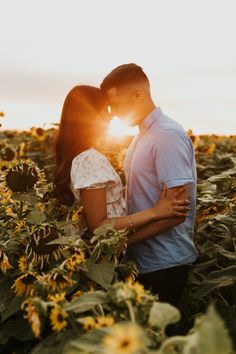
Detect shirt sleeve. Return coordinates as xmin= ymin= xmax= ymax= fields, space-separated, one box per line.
xmin=154 ymin=129 xmax=195 ymax=188
xmin=71 ymin=150 xmax=116 ymax=190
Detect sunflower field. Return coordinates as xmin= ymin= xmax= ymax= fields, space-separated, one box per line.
xmin=0 ymin=125 xmax=236 ymax=354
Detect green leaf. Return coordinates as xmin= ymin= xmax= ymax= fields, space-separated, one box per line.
xmin=26 ymin=209 xmax=47 ymax=224
xmin=12 ymin=192 xmax=39 ymax=205
xmin=1 ymin=296 xmax=23 ymax=322
xmin=4 ymin=239 xmax=19 ymax=253
xmin=64 ymin=329 xmax=104 ymax=354
xmin=157 ymin=335 xmax=188 ymax=353
xmin=0 ymin=276 xmax=15 ymax=319
xmin=183 ymin=305 xmax=233 ymax=354
xmin=64 ymin=291 xmax=106 ymax=313
xmin=0 ymin=316 xmax=34 ymax=344
xmin=148 ymin=302 xmax=181 ymax=331
xmin=30 ymin=329 xmax=75 ymax=354
xmin=47 ymin=236 xmax=84 ymax=247
xmin=195 ymin=265 xmax=236 ymax=297
xmin=85 ymin=262 xmax=115 ymax=290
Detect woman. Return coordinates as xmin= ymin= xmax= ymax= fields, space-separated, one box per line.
xmin=53 ymin=85 xmax=189 ymax=246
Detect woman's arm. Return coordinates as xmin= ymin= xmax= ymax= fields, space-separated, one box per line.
xmin=80 ymin=185 xmax=189 ymax=234
xmin=127 ymin=218 xmax=184 ymax=246
xmin=127 ymin=185 xmax=188 ymax=245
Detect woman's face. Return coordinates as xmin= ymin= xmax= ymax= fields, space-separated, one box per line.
xmin=93 ymin=103 xmax=111 ymax=136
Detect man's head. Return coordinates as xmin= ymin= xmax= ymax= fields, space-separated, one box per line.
xmin=100 ymin=63 xmax=153 ymax=125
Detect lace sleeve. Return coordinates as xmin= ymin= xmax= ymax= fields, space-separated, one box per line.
xmin=71 ymin=149 xmax=116 ymax=190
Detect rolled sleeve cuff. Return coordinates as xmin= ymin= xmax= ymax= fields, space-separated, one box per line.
xmin=164 ymin=178 xmax=194 ymax=189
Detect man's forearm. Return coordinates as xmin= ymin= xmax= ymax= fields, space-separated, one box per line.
xmin=127 ymin=217 xmax=184 ymax=246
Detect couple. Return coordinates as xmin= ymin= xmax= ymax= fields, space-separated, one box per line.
xmin=53 ymin=63 xmax=198 ymax=308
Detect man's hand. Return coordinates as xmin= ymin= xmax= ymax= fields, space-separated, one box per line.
xmin=152 ymin=185 xmax=190 ymax=220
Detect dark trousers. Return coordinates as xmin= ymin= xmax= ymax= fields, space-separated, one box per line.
xmin=137 ymin=265 xmax=191 ymax=309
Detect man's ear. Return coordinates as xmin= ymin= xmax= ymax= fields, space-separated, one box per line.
xmin=134 ymin=88 xmax=143 ymax=100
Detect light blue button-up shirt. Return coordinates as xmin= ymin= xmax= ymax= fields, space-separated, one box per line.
xmin=124 ymin=107 xmax=198 ymax=274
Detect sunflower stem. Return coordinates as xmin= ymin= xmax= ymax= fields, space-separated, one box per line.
xmin=125 ymin=300 xmax=136 ymax=323
xmin=18 ymin=201 xmax=24 ymax=219
xmin=98 ymin=304 xmax=104 ymax=317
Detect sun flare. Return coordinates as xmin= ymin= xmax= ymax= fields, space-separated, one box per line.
xmin=108 ymin=117 xmax=139 ymax=138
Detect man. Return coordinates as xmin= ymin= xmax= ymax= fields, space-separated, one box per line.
xmin=100 ymin=63 xmax=198 ymax=308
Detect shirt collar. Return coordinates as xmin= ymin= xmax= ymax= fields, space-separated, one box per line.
xmin=139 ymin=106 xmax=163 ymax=135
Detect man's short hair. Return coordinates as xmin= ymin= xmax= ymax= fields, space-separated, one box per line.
xmin=100 ymin=63 xmax=150 ymax=92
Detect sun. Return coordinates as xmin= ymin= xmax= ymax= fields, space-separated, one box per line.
xmin=108 ymin=117 xmax=139 ymax=138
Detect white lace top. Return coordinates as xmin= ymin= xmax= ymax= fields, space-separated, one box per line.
xmin=70 ymin=148 xmax=126 ymax=227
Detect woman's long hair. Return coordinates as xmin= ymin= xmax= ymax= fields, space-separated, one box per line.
xmin=53 ymin=85 xmax=108 ymax=206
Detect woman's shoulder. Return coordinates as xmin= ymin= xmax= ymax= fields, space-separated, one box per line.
xmin=70 ymin=148 xmax=119 ymax=190
xmin=72 ymin=148 xmax=107 ymax=165
xmin=73 ymin=148 xmax=106 ymax=159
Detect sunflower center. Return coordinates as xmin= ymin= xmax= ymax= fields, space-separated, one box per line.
xmin=6 ymin=164 xmax=38 ymax=192
xmin=22 ymin=273 xmax=37 ymax=284
xmin=1 ymin=147 xmax=16 ymax=161
xmin=28 ymin=227 xmax=59 ymax=256
xmin=1 ymin=165 xmax=8 ymax=171
xmin=36 ymin=128 xmax=44 ymax=136
xmin=57 ymin=313 xmax=65 ymax=323
xmin=120 ymin=339 xmax=131 ymax=348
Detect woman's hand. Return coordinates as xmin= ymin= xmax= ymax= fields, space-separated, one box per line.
xmin=152 ymin=185 xmax=190 ymax=220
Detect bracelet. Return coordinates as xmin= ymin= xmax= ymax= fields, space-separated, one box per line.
xmin=128 ymin=218 xmax=136 ymax=234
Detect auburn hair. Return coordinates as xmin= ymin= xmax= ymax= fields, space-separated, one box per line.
xmin=53 ymin=85 xmax=107 ymax=206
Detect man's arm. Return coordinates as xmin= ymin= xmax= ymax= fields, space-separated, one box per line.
xmin=127 ymin=185 xmax=188 ymax=246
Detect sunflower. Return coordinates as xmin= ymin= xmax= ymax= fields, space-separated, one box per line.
xmin=71 ymin=206 xmax=84 ymax=223
xmin=42 ymin=271 xmax=75 ymax=291
xmin=125 ymin=277 xmax=146 ymax=303
xmin=95 ymin=315 xmax=114 ymax=329
xmin=49 ymin=306 xmax=68 ymax=332
xmin=18 ymin=255 xmax=29 ymax=273
xmin=0 ymin=185 xmax=12 ymax=204
xmin=5 ymin=206 xmax=17 ymax=218
xmin=30 ymin=127 xmax=46 ymax=141
xmin=26 ymin=226 xmax=65 ymax=269
xmin=0 ymin=159 xmax=47 ymax=197
xmin=187 ymin=130 xmax=200 ymax=149
xmin=48 ymin=292 xmax=66 ymax=304
xmin=0 ymin=250 xmax=13 ymax=273
xmin=81 ymin=316 xmax=96 ymax=331
xmin=0 ymin=159 xmax=47 ymax=196
xmin=15 ymin=219 xmax=27 ymax=232
xmin=131 ymin=283 xmax=146 ymax=303
xmin=0 ymin=145 xmax=17 ymax=161
xmin=1 ymin=160 xmax=38 ymax=192
xmin=110 ymin=282 xmax=135 ymax=304
xmin=71 ymin=289 xmax=82 ymax=300
xmin=12 ymin=271 xmax=38 ymax=296
xmin=17 ymin=142 xmax=26 ymax=158
xmin=102 ymin=323 xmax=147 ymax=354
xmin=65 ymin=251 xmax=85 ymax=272
xmin=35 ymin=202 xmax=45 ymax=212
xmin=196 ymin=204 xmax=230 ymax=224
xmin=0 ymin=160 xmax=9 ymax=172
xmin=21 ymin=300 xmax=41 ymax=338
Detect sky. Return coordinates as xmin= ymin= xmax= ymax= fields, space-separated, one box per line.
xmin=0 ymin=0 xmax=236 ymax=134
